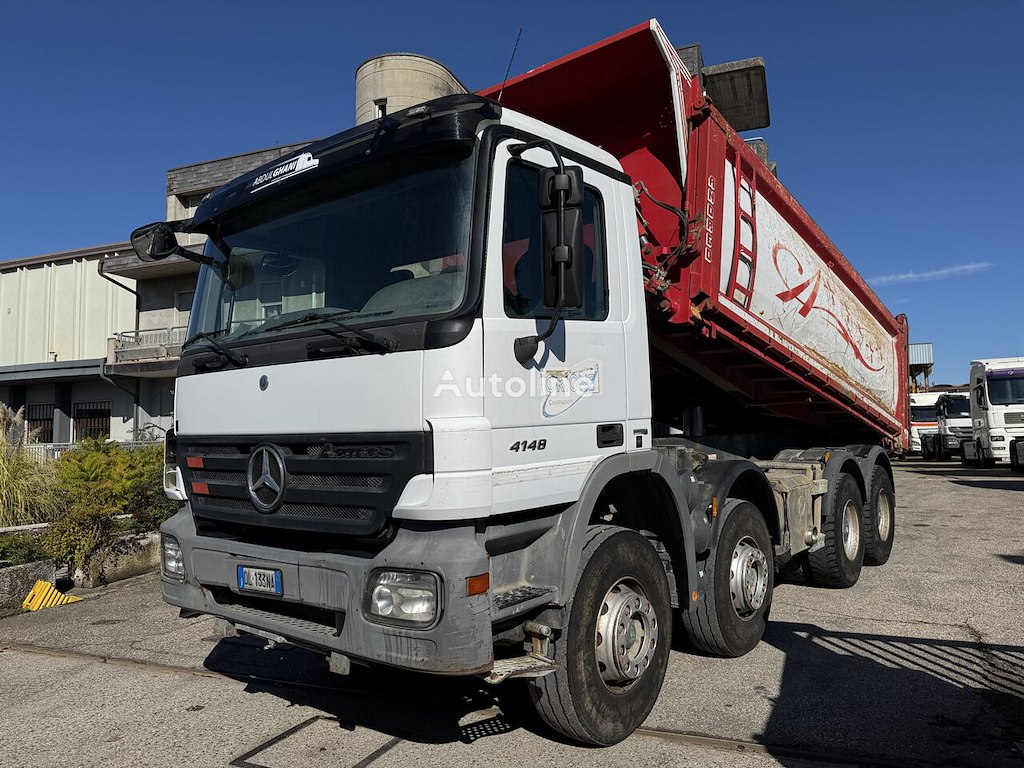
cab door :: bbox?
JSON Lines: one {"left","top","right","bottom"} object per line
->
{"left": 481, "top": 142, "right": 628, "bottom": 516}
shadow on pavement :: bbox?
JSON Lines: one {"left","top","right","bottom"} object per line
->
{"left": 203, "top": 634, "right": 542, "bottom": 746}
{"left": 998, "top": 554, "right": 1024, "bottom": 566}
{"left": 951, "top": 478, "right": 1024, "bottom": 492}
{"left": 760, "top": 621, "right": 1024, "bottom": 767}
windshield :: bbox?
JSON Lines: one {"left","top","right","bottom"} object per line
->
{"left": 943, "top": 398, "right": 970, "bottom": 417}
{"left": 910, "top": 406, "right": 937, "bottom": 422}
{"left": 187, "top": 147, "right": 474, "bottom": 344}
{"left": 987, "top": 374, "right": 1024, "bottom": 406}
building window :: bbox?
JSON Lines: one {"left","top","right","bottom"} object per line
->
{"left": 501, "top": 162, "right": 608, "bottom": 321}
{"left": 178, "top": 193, "right": 209, "bottom": 218}
{"left": 374, "top": 98, "right": 388, "bottom": 119}
{"left": 25, "top": 404, "right": 54, "bottom": 444}
{"left": 258, "top": 280, "right": 283, "bottom": 319}
{"left": 73, "top": 401, "right": 111, "bottom": 442}
{"left": 175, "top": 290, "right": 195, "bottom": 328}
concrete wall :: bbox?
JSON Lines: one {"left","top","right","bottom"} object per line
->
{"left": 138, "top": 274, "right": 198, "bottom": 331}
{"left": 137, "top": 378, "right": 175, "bottom": 436}
{"left": 0, "top": 255, "right": 136, "bottom": 367}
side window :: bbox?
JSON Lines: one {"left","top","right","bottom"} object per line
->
{"left": 502, "top": 162, "right": 608, "bottom": 320}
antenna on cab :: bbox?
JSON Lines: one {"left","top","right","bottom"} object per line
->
{"left": 497, "top": 28, "right": 523, "bottom": 103}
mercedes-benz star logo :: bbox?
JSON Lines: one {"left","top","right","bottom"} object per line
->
{"left": 247, "top": 444, "right": 287, "bottom": 513}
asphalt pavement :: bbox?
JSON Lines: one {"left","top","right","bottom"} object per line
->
{"left": 1, "top": 460, "right": 1022, "bottom": 768}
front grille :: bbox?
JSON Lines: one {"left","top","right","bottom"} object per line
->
{"left": 201, "top": 496, "right": 374, "bottom": 521}
{"left": 1005, "top": 412, "right": 1024, "bottom": 426}
{"left": 208, "top": 587, "right": 341, "bottom": 636}
{"left": 193, "top": 470, "right": 384, "bottom": 489}
{"left": 179, "top": 433, "right": 430, "bottom": 536}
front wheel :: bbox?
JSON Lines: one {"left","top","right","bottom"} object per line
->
{"left": 681, "top": 499, "right": 774, "bottom": 657}
{"left": 529, "top": 525, "right": 671, "bottom": 746}
{"left": 1010, "top": 441, "right": 1021, "bottom": 473}
{"left": 979, "top": 441, "right": 996, "bottom": 469}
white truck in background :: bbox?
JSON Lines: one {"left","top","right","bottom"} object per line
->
{"left": 909, "top": 391, "right": 940, "bottom": 457}
{"left": 960, "top": 358, "right": 1024, "bottom": 468}
{"left": 920, "top": 392, "right": 970, "bottom": 461}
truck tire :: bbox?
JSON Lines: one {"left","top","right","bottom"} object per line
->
{"left": 863, "top": 466, "right": 895, "bottom": 566}
{"left": 529, "top": 525, "right": 671, "bottom": 746}
{"left": 961, "top": 444, "right": 976, "bottom": 467}
{"left": 1010, "top": 441, "right": 1021, "bottom": 473}
{"left": 806, "top": 473, "right": 864, "bottom": 588}
{"left": 680, "top": 499, "right": 773, "bottom": 658}
{"left": 979, "top": 441, "right": 996, "bottom": 469}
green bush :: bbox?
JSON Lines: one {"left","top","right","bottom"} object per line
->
{"left": 44, "top": 439, "right": 176, "bottom": 573}
{"left": 0, "top": 532, "right": 50, "bottom": 567}
{"left": 0, "top": 403, "right": 64, "bottom": 528}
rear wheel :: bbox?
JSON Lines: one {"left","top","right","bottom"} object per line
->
{"left": 863, "top": 467, "right": 895, "bottom": 566}
{"left": 806, "top": 473, "right": 864, "bottom": 588}
{"left": 529, "top": 525, "right": 671, "bottom": 746}
{"left": 681, "top": 500, "right": 774, "bottom": 658}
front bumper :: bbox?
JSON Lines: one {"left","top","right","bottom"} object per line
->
{"left": 160, "top": 506, "right": 493, "bottom": 674}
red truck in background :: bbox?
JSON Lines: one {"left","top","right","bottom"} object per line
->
{"left": 136, "top": 19, "right": 909, "bottom": 748}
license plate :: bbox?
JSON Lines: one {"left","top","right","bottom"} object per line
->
{"left": 237, "top": 565, "right": 282, "bottom": 596}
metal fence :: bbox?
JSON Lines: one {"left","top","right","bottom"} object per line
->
{"left": 114, "top": 326, "right": 188, "bottom": 349}
{"left": 22, "top": 440, "right": 161, "bottom": 463}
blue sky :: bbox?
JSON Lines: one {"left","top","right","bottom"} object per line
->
{"left": 1, "top": 1, "right": 1020, "bottom": 383}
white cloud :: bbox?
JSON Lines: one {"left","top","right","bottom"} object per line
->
{"left": 870, "top": 262, "right": 993, "bottom": 286}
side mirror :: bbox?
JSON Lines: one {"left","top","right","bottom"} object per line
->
{"left": 539, "top": 166, "right": 585, "bottom": 309}
{"left": 225, "top": 254, "right": 255, "bottom": 290}
{"left": 130, "top": 222, "right": 182, "bottom": 262}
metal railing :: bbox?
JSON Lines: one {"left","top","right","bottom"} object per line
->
{"left": 114, "top": 326, "right": 188, "bottom": 349}
{"left": 22, "top": 440, "right": 161, "bottom": 463}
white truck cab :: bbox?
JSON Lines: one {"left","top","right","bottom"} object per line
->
{"left": 909, "top": 391, "right": 940, "bottom": 456}
{"left": 929, "top": 392, "right": 970, "bottom": 461}
{"left": 962, "top": 358, "right": 1024, "bottom": 467}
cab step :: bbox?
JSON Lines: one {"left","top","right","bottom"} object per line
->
{"left": 483, "top": 653, "right": 558, "bottom": 684}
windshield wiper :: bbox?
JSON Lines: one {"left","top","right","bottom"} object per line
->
{"left": 265, "top": 310, "right": 397, "bottom": 354}
{"left": 182, "top": 329, "right": 249, "bottom": 368}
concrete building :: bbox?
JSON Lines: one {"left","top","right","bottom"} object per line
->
{"left": 0, "top": 142, "right": 314, "bottom": 445}
{"left": 0, "top": 244, "right": 138, "bottom": 442}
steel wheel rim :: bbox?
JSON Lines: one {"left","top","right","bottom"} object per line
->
{"left": 729, "top": 536, "right": 769, "bottom": 620}
{"left": 842, "top": 499, "right": 861, "bottom": 560}
{"left": 876, "top": 491, "right": 892, "bottom": 542}
{"left": 595, "top": 578, "right": 658, "bottom": 689}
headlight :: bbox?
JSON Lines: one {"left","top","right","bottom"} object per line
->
{"left": 161, "top": 534, "right": 185, "bottom": 581}
{"left": 365, "top": 570, "right": 438, "bottom": 627}
{"left": 991, "top": 435, "right": 1006, "bottom": 442}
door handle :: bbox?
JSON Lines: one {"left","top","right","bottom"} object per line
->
{"left": 597, "top": 423, "right": 624, "bottom": 448}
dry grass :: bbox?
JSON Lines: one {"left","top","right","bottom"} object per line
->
{"left": 0, "top": 403, "right": 63, "bottom": 528}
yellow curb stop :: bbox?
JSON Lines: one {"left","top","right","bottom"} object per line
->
{"left": 21, "top": 580, "right": 82, "bottom": 611}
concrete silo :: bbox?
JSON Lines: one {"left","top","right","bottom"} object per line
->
{"left": 355, "top": 54, "right": 467, "bottom": 125}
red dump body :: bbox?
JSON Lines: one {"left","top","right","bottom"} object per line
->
{"left": 482, "top": 20, "right": 909, "bottom": 448}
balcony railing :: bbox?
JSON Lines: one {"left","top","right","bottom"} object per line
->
{"left": 115, "top": 326, "right": 188, "bottom": 349}
{"left": 108, "top": 326, "right": 187, "bottom": 365}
